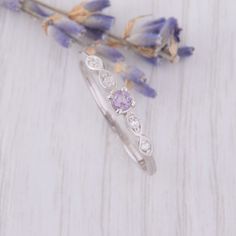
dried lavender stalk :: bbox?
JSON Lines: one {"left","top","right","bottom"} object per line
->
{"left": 1, "top": 0, "right": 194, "bottom": 98}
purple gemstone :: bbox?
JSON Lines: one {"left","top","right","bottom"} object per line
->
{"left": 111, "top": 90, "right": 133, "bottom": 112}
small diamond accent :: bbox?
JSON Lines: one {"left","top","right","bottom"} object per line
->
{"left": 85, "top": 55, "right": 103, "bottom": 70}
{"left": 99, "top": 70, "right": 116, "bottom": 89}
{"left": 126, "top": 114, "right": 141, "bottom": 134}
{"left": 139, "top": 136, "right": 153, "bottom": 156}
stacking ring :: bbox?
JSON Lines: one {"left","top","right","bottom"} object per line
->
{"left": 80, "top": 54, "right": 156, "bottom": 175}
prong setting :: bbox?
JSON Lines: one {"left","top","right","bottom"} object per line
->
{"left": 109, "top": 89, "right": 135, "bottom": 115}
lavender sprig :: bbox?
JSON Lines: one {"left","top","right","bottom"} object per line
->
{"left": 1, "top": 0, "right": 194, "bottom": 98}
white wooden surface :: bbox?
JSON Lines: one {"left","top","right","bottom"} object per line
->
{"left": 0, "top": 0, "right": 236, "bottom": 235}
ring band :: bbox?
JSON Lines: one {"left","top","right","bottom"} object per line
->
{"left": 80, "top": 54, "right": 156, "bottom": 175}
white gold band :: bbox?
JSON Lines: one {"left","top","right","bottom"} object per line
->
{"left": 80, "top": 54, "right": 156, "bottom": 175}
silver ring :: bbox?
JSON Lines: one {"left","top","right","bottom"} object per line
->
{"left": 80, "top": 54, "right": 156, "bottom": 175}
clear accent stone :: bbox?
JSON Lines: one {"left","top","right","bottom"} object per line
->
{"left": 139, "top": 136, "right": 153, "bottom": 156}
{"left": 126, "top": 114, "right": 141, "bottom": 134}
{"left": 99, "top": 70, "right": 116, "bottom": 89}
{"left": 85, "top": 55, "right": 103, "bottom": 70}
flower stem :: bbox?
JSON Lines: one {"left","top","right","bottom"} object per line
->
{"left": 33, "top": 0, "right": 68, "bottom": 15}
{"left": 21, "top": 1, "right": 42, "bottom": 20}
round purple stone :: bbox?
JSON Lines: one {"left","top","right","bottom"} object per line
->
{"left": 111, "top": 90, "right": 133, "bottom": 112}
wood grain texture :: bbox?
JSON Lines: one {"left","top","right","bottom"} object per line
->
{"left": 0, "top": 0, "right": 236, "bottom": 235}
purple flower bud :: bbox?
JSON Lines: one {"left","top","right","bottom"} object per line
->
{"left": 165, "top": 17, "right": 178, "bottom": 32}
{"left": 121, "top": 66, "right": 157, "bottom": 98}
{"left": 83, "top": 14, "right": 114, "bottom": 32}
{"left": 85, "top": 28, "right": 104, "bottom": 40}
{"left": 27, "top": 2, "right": 51, "bottom": 17}
{"left": 48, "top": 26, "right": 72, "bottom": 48}
{"left": 143, "top": 18, "right": 166, "bottom": 27}
{"left": 48, "top": 18, "right": 86, "bottom": 48}
{"left": 135, "top": 81, "right": 157, "bottom": 98}
{"left": 142, "top": 21, "right": 165, "bottom": 34}
{"left": 178, "top": 46, "right": 195, "bottom": 57}
{"left": 142, "top": 56, "right": 161, "bottom": 65}
{"left": 142, "top": 18, "right": 166, "bottom": 34}
{"left": 2, "top": 0, "right": 21, "bottom": 12}
{"left": 95, "top": 44, "right": 125, "bottom": 62}
{"left": 83, "top": 0, "right": 110, "bottom": 12}
{"left": 159, "top": 17, "right": 178, "bottom": 42}
{"left": 55, "top": 19, "right": 86, "bottom": 35}
{"left": 128, "top": 32, "right": 162, "bottom": 47}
